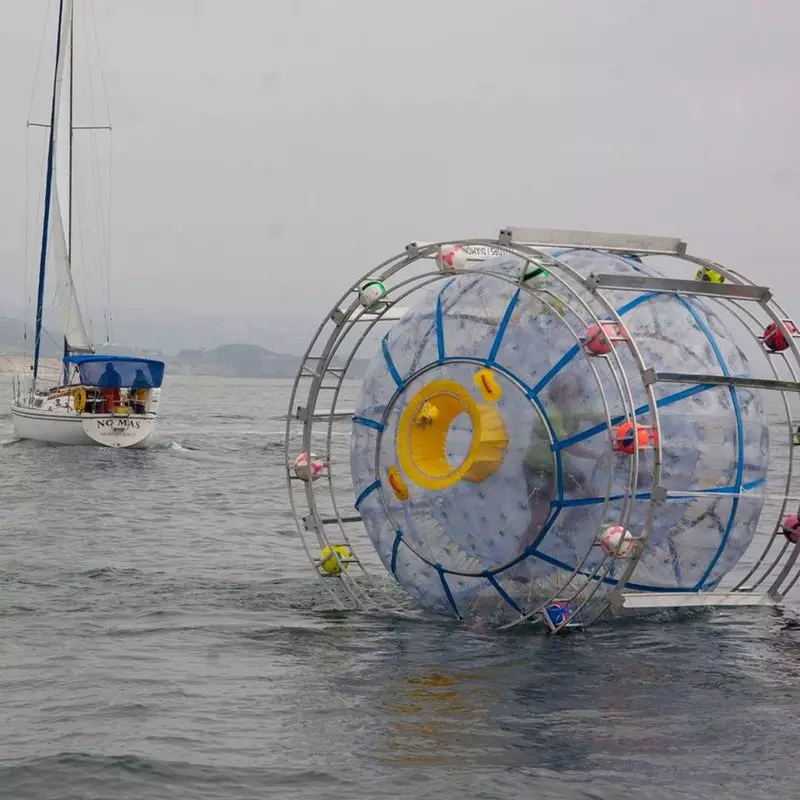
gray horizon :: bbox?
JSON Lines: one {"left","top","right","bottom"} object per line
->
{"left": 1, "top": 0, "right": 798, "bottom": 355}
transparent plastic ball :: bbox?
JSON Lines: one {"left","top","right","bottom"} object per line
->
{"left": 350, "top": 251, "right": 769, "bottom": 622}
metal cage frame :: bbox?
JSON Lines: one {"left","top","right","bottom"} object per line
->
{"left": 283, "top": 227, "right": 800, "bottom": 631}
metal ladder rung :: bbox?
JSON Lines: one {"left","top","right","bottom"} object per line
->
{"left": 288, "top": 471, "right": 329, "bottom": 481}
{"left": 354, "top": 304, "right": 408, "bottom": 322}
{"left": 303, "top": 513, "right": 363, "bottom": 531}
{"left": 301, "top": 364, "right": 347, "bottom": 379}
{"left": 584, "top": 273, "right": 771, "bottom": 302}
{"left": 331, "top": 303, "right": 409, "bottom": 326}
{"left": 643, "top": 369, "right": 800, "bottom": 393}
{"left": 618, "top": 591, "right": 777, "bottom": 610}
{"left": 295, "top": 405, "right": 354, "bottom": 422}
{"left": 662, "top": 490, "right": 799, "bottom": 501}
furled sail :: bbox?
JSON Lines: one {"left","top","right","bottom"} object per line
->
{"left": 49, "top": 0, "right": 93, "bottom": 353}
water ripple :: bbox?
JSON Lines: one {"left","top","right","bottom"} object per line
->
{"left": 1, "top": 377, "right": 799, "bottom": 800}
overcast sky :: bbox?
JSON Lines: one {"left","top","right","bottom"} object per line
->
{"left": 1, "top": 0, "right": 798, "bottom": 350}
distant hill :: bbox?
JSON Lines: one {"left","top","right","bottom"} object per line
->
{"left": 168, "top": 343, "right": 371, "bottom": 380}
{"left": 0, "top": 316, "right": 372, "bottom": 380}
{"left": 170, "top": 344, "right": 298, "bottom": 378}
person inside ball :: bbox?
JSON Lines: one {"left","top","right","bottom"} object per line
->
{"left": 522, "top": 371, "right": 603, "bottom": 539}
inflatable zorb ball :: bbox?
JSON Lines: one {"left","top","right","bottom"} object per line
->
{"left": 342, "top": 233, "right": 800, "bottom": 629}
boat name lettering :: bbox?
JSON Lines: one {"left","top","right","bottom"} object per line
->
{"left": 96, "top": 419, "right": 142, "bottom": 430}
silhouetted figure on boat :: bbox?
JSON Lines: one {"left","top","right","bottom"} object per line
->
{"left": 98, "top": 362, "right": 122, "bottom": 413}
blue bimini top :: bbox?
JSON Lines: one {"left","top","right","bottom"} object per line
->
{"left": 63, "top": 355, "right": 165, "bottom": 389}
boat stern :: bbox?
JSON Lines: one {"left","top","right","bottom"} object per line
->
{"left": 82, "top": 414, "right": 156, "bottom": 448}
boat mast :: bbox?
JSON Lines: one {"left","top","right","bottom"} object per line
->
{"left": 32, "top": 0, "right": 67, "bottom": 383}
{"left": 63, "top": 3, "right": 74, "bottom": 382}
{"left": 68, "top": 3, "right": 73, "bottom": 270}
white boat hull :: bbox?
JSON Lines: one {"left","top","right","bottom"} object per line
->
{"left": 11, "top": 404, "right": 156, "bottom": 449}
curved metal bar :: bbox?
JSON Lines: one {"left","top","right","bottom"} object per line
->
{"left": 293, "top": 272, "right": 454, "bottom": 609}
{"left": 284, "top": 248, "right": 419, "bottom": 609}
{"left": 711, "top": 298, "right": 798, "bottom": 593}
{"left": 319, "top": 275, "right": 453, "bottom": 580}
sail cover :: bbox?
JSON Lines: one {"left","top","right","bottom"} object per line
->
{"left": 49, "top": 0, "right": 93, "bottom": 353}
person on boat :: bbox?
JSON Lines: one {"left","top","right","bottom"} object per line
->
{"left": 97, "top": 361, "right": 122, "bottom": 387}
{"left": 97, "top": 361, "right": 122, "bottom": 413}
{"left": 129, "top": 368, "right": 151, "bottom": 414}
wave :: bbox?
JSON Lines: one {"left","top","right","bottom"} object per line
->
{"left": 165, "top": 440, "right": 196, "bottom": 453}
{"left": 154, "top": 439, "right": 248, "bottom": 464}
{"left": 150, "top": 439, "right": 205, "bottom": 456}
{"left": 83, "top": 566, "right": 146, "bottom": 581}
{"left": 0, "top": 752, "right": 346, "bottom": 798}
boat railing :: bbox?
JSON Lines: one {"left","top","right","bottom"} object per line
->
{"left": 13, "top": 366, "right": 157, "bottom": 416}
{"left": 13, "top": 362, "right": 67, "bottom": 404}
{"left": 67, "top": 384, "right": 156, "bottom": 416}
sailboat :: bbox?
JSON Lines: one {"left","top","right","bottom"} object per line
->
{"left": 10, "top": 0, "right": 165, "bottom": 448}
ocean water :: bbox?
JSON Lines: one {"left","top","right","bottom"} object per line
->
{"left": 1, "top": 374, "right": 799, "bottom": 800}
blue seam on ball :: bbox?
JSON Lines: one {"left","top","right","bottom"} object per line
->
{"left": 354, "top": 480, "right": 381, "bottom": 510}
{"left": 530, "top": 344, "right": 581, "bottom": 397}
{"left": 529, "top": 548, "right": 695, "bottom": 592}
{"left": 532, "top": 476, "right": 766, "bottom": 591}
{"left": 556, "top": 491, "right": 653, "bottom": 508}
{"left": 530, "top": 291, "right": 659, "bottom": 397}
{"left": 352, "top": 416, "right": 384, "bottom": 432}
{"left": 375, "top": 288, "right": 662, "bottom": 437}
{"left": 558, "top": 383, "right": 714, "bottom": 450}
{"left": 434, "top": 279, "right": 455, "bottom": 364}
{"left": 450, "top": 509, "right": 563, "bottom": 580}
{"left": 381, "top": 334, "right": 403, "bottom": 388}
{"left": 397, "top": 476, "right": 767, "bottom": 585}
{"left": 390, "top": 530, "right": 403, "bottom": 575}
{"left": 553, "top": 478, "right": 764, "bottom": 509}
{"left": 528, "top": 505, "right": 563, "bottom": 555}
{"left": 484, "top": 572, "right": 523, "bottom": 614}
{"left": 435, "top": 564, "right": 460, "bottom": 618}
{"left": 527, "top": 392, "right": 565, "bottom": 503}
{"left": 488, "top": 289, "right": 521, "bottom": 364}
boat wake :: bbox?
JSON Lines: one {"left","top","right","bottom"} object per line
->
{"left": 150, "top": 439, "right": 197, "bottom": 455}
{"left": 153, "top": 439, "right": 244, "bottom": 464}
